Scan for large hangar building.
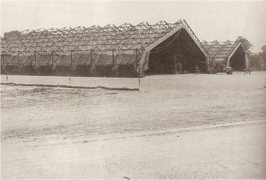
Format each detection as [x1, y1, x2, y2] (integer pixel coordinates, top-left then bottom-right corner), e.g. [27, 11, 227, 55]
[1, 19, 248, 77]
[203, 40, 249, 72]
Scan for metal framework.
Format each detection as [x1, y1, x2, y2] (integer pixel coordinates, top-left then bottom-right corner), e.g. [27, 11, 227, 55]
[202, 39, 249, 70]
[1, 19, 209, 75]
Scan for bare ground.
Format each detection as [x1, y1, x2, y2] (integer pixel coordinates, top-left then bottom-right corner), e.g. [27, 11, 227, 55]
[1, 72, 266, 178]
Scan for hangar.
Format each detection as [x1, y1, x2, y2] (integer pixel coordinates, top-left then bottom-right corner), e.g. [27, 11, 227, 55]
[1, 19, 248, 77]
[202, 40, 249, 72]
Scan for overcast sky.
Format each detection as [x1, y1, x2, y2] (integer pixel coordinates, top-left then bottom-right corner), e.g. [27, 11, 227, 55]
[1, 1, 266, 52]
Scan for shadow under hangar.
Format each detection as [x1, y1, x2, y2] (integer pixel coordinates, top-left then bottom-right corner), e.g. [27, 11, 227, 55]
[1, 19, 248, 77]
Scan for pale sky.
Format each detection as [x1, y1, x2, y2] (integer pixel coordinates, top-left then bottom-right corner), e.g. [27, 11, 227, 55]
[1, 1, 266, 52]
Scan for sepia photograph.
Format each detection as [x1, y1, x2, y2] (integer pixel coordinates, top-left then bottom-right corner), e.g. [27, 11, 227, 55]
[1, 0, 266, 179]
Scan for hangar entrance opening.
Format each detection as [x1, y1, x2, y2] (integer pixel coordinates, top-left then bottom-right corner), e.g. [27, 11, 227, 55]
[145, 29, 207, 75]
[229, 45, 246, 71]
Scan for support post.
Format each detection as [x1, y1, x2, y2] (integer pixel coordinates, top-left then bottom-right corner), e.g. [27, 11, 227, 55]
[112, 49, 114, 66]
[226, 57, 230, 67]
[174, 55, 177, 74]
[52, 51, 54, 66]
[135, 49, 138, 68]
[1, 55, 4, 68]
[71, 50, 73, 67]
[90, 49, 93, 66]
[34, 51, 37, 67]
[245, 53, 249, 70]
[18, 51, 21, 73]
[207, 56, 210, 73]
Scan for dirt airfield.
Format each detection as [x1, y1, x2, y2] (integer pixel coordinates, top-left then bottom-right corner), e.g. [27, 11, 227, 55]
[1, 72, 266, 178]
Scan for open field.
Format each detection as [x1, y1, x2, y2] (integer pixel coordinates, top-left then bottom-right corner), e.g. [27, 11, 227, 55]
[1, 72, 266, 178]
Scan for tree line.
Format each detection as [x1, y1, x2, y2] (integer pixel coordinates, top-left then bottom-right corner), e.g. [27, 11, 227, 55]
[237, 36, 266, 70]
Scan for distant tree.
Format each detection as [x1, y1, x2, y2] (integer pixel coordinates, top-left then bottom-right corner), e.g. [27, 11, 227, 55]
[249, 54, 264, 70]
[261, 45, 266, 70]
[236, 36, 253, 56]
[262, 45, 266, 52]
[258, 52, 265, 70]
[2, 30, 22, 41]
